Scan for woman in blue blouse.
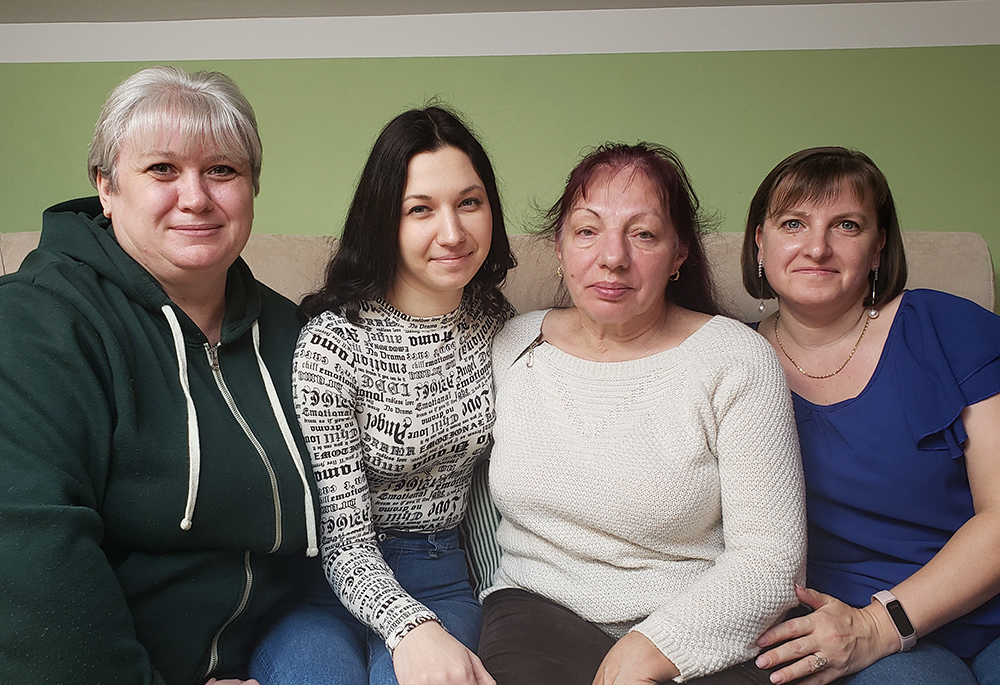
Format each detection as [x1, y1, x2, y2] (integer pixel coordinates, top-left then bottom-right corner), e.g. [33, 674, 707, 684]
[741, 147, 1000, 684]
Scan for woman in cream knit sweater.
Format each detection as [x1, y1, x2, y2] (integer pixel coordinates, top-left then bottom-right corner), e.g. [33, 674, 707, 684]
[478, 143, 807, 684]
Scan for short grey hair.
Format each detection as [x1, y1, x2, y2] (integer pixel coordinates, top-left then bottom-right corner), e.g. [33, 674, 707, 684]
[88, 66, 263, 194]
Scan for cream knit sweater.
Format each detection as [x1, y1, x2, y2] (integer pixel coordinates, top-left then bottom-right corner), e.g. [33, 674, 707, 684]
[487, 310, 806, 681]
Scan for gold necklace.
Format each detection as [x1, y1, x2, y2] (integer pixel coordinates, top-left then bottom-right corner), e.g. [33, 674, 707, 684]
[773, 312, 870, 379]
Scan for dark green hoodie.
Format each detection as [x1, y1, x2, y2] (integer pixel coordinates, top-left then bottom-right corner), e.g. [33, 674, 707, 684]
[0, 198, 319, 684]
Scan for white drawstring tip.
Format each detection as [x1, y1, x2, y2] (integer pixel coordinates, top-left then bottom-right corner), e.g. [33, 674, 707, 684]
[163, 305, 202, 535]
[306, 546, 319, 558]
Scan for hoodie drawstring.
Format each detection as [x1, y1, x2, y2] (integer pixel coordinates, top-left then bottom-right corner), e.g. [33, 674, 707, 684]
[161, 305, 201, 531]
[251, 321, 319, 557]
[160, 305, 319, 557]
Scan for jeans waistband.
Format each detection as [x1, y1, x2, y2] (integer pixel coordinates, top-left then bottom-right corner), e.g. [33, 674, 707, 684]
[377, 526, 458, 542]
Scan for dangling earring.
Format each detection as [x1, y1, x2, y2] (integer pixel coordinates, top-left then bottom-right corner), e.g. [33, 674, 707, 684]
[669, 269, 680, 282]
[556, 264, 563, 279]
[868, 266, 879, 319]
[757, 257, 766, 314]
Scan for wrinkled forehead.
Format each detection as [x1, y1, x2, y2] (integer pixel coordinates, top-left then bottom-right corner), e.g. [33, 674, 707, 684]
[767, 171, 873, 220]
[579, 163, 641, 195]
[576, 164, 668, 213]
[119, 100, 251, 163]
[557, 163, 668, 241]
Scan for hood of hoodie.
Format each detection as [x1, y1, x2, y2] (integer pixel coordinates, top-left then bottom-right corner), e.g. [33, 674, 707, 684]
[36, 196, 262, 345]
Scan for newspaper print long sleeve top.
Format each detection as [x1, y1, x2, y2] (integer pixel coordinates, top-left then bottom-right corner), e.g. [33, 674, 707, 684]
[293, 294, 505, 651]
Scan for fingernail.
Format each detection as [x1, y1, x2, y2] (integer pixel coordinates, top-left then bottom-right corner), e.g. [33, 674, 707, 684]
[770, 674, 783, 684]
[755, 656, 768, 668]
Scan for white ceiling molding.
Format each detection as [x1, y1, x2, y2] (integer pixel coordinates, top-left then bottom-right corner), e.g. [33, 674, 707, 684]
[0, 0, 943, 24]
[2, 1, 998, 63]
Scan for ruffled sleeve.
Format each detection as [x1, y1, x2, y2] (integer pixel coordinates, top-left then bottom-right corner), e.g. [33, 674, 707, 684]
[892, 289, 1000, 458]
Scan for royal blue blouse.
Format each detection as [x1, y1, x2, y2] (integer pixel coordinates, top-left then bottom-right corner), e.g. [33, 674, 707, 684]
[782, 289, 1000, 657]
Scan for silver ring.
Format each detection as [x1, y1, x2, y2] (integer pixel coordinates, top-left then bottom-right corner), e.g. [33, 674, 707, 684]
[810, 655, 828, 672]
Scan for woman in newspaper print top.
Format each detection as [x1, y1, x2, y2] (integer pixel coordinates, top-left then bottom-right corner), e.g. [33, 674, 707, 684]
[250, 106, 513, 685]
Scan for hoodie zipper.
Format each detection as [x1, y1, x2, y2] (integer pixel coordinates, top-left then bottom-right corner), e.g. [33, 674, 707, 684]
[205, 342, 283, 553]
[205, 551, 254, 677]
[201, 343, 284, 677]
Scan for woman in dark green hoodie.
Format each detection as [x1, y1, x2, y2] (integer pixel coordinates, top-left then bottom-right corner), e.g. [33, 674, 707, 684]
[0, 66, 318, 685]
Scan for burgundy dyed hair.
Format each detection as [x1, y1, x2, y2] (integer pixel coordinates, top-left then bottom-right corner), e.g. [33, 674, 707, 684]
[541, 142, 721, 316]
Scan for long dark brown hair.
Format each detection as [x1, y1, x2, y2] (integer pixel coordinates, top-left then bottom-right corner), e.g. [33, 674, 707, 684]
[301, 105, 515, 322]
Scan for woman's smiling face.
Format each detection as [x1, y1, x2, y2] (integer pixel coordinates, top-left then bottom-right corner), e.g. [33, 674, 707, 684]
[388, 145, 493, 317]
[756, 179, 885, 316]
[97, 125, 254, 292]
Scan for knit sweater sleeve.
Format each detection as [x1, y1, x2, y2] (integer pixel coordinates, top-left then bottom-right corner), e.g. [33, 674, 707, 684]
[632, 320, 806, 681]
[0, 285, 166, 685]
[293, 314, 438, 652]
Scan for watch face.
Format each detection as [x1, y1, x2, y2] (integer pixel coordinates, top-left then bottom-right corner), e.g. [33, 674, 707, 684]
[886, 599, 915, 636]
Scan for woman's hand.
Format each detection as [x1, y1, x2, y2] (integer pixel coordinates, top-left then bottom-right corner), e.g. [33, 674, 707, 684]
[393, 621, 495, 685]
[754, 585, 899, 684]
[593, 631, 679, 685]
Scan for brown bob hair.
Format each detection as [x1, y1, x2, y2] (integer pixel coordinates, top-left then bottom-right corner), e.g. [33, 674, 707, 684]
[541, 142, 722, 317]
[741, 146, 907, 309]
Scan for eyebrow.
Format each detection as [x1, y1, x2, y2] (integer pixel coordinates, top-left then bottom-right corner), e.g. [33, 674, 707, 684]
[570, 207, 660, 224]
[775, 208, 869, 221]
[136, 150, 235, 164]
[403, 184, 485, 202]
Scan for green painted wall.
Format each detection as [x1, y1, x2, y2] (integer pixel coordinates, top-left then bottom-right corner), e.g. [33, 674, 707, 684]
[2, 47, 998, 283]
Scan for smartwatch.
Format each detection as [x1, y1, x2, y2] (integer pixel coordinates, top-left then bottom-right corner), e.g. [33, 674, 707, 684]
[872, 590, 916, 652]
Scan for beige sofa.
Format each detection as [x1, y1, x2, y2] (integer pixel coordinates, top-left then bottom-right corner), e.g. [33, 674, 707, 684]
[2, 228, 996, 598]
[1, 230, 995, 316]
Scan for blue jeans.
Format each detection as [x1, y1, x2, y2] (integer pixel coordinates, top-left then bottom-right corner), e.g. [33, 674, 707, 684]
[841, 634, 1000, 685]
[250, 527, 482, 685]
